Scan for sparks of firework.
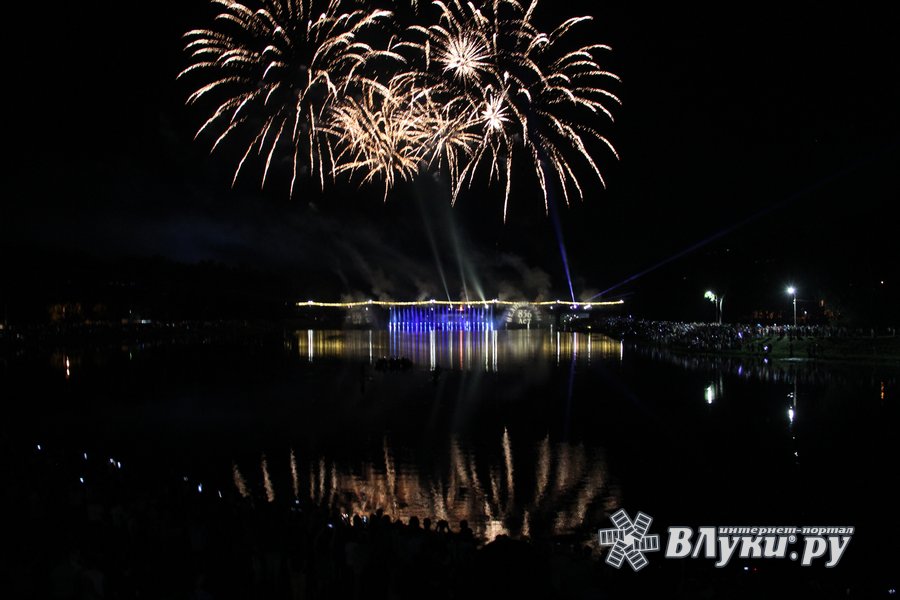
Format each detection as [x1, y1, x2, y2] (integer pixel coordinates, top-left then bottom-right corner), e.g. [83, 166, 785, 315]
[400, 0, 621, 219]
[327, 79, 430, 198]
[179, 0, 397, 195]
[327, 77, 478, 198]
[179, 0, 620, 220]
[442, 33, 491, 81]
[482, 92, 510, 131]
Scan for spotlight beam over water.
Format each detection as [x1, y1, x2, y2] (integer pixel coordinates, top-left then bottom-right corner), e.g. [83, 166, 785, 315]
[415, 190, 453, 302]
[548, 192, 577, 303]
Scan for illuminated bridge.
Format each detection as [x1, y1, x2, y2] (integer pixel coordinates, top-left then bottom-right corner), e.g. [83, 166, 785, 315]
[296, 299, 625, 330]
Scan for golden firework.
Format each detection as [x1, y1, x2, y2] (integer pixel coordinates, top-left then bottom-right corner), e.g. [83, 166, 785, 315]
[180, 0, 397, 195]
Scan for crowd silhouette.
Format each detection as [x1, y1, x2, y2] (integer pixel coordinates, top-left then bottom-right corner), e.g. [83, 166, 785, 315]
[596, 318, 896, 355]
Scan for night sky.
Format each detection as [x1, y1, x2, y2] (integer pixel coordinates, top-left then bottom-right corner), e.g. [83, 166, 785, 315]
[5, 1, 899, 321]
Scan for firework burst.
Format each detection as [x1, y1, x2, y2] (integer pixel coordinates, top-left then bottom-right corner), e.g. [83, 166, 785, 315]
[327, 76, 478, 198]
[180, 0, 397, 195]
[401, 0, 621, 219]
[180, 0, 620, 219]
[327, 79, 429, 197]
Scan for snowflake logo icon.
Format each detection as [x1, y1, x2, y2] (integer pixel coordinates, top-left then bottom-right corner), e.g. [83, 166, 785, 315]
[598, 508, 660, 571]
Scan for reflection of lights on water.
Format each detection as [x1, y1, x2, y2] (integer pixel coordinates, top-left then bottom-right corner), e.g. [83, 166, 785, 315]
[319, 458, 327, 504]
[36, 444, 41, 451]
[502, 428, 515, 506]
[238, 433, 612, 542]
[383, 439, 397, 513]
[788, 407, 795, 424]
[489, 462, 501, 513]
[329, 463, 338, 507]
[535, 436, 550, 503]
[262, 456, 275, 503]
[485, 519, 508, 542]
[232, 463, 250, 498]
[430, 330, 436, 371]
[218, 490, 223, 499]
[555, 443, 571, 496]
[295, 330, 619, 372]
[556, 331, 560, 365]
[197, 483, 203, 493]
[79, 477, 85, 484]
[705, 377, 723, 404]
[83, 452, 88, 460]
[65, 356, 71, 379]
[492, 330, 498, 372]
[291, 448, 300, 500]
[881, 381, 886, 401]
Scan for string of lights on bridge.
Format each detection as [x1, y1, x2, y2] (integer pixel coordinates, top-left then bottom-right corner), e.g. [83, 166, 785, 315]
[297, 299, 625, 309]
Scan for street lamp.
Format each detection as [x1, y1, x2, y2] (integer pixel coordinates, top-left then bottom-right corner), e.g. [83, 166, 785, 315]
[786, 286, 797, 327]
[704, 291, 724, 324]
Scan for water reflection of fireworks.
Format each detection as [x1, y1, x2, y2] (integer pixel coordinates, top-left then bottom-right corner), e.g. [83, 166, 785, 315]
[234, 429, 617, 542]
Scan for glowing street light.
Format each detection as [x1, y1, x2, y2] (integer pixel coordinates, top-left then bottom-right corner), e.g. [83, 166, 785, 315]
[786, 286, 797, 327]
[704, 290, 724, 324]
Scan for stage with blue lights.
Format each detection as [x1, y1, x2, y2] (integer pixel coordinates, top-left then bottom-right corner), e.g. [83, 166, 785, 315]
[388, 305, 496, 332]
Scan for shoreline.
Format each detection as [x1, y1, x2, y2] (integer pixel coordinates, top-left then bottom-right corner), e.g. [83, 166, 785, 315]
[585, 319, 900, 367]
[4, 319, 899, 367]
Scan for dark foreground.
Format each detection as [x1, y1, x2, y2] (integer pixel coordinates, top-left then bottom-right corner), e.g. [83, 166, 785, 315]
[9, 443, 887, 600]
[3, 328, 898, 599]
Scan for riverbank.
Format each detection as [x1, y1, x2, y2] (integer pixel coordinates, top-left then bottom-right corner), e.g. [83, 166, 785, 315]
[590, 318, 900, 365]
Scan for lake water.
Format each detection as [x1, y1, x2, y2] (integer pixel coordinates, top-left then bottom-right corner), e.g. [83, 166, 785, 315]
[5, 329, 898, 588]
